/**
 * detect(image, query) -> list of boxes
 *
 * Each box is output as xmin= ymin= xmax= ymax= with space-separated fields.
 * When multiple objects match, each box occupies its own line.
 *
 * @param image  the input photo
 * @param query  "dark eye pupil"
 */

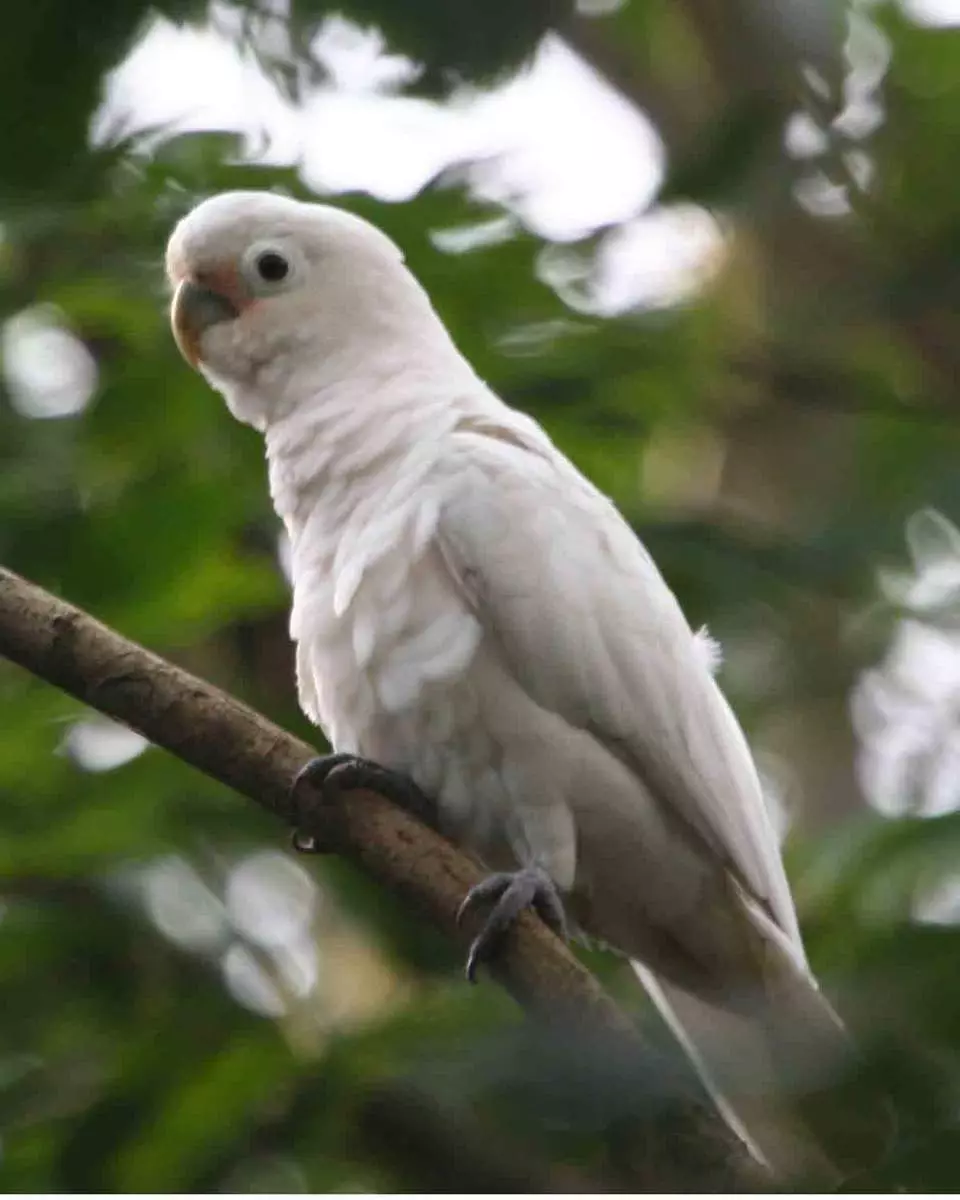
xmin=256 ymin=251 xmax=289 ymax=283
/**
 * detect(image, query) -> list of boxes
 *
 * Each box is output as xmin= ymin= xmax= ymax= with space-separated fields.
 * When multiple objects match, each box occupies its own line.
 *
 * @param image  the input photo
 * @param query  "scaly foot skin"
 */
xmin=290 ymin=753 xmax=436 ymax=853
xmin=457 ymin=865 xmax=568 ymax=982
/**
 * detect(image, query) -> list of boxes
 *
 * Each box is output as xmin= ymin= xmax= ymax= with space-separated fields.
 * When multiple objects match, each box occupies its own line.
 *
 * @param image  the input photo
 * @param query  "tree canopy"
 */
xmin=2 ymin=0 xmax=960 ymax=1189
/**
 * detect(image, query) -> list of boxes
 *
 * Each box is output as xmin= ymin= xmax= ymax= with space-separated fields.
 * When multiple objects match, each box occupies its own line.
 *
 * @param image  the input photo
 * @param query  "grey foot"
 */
xmin=290 ymin=753 xmax=435 ymax=853
xmin=456 ymin=866 xmax=568 ymax=983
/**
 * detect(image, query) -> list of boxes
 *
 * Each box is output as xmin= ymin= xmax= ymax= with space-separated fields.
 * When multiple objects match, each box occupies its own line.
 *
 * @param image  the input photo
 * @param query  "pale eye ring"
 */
xmin=241 ymin=241 xmax=299 ymax=293
xmin=254 ymin=250 xmax=290 ymax=283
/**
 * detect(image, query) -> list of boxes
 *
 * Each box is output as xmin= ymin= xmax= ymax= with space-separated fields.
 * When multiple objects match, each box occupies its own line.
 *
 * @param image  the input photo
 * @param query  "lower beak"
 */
xmin=171 ymin=280 xmax=240 ymax=367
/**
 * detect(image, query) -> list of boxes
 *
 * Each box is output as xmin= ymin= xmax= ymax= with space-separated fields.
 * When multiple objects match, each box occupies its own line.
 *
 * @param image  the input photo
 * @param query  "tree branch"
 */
xmin=0 ymin=564 xmax=765 ymax=1190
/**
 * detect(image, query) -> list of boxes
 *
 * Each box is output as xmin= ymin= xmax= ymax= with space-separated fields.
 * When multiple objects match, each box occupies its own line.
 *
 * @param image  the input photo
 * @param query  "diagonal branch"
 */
xmin=0 ymin=564 xmax=765 ymax=1190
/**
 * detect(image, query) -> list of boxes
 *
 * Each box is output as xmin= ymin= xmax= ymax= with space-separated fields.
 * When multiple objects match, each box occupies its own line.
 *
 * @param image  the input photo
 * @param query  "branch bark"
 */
xmin=0 ymin=564 xmax=765 ymax=1190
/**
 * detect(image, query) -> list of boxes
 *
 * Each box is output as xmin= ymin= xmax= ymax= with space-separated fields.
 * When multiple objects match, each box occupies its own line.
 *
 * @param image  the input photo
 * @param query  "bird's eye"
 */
xmin=255 ymin=251 xmax=290 ymax=283
xmin=241 ymin=240 xmax=301 ymax=294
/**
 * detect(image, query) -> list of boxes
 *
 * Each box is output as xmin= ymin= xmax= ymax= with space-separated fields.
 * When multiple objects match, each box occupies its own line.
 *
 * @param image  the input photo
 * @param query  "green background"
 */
xmin=2 ymin=0 xmax=960 ymax=1188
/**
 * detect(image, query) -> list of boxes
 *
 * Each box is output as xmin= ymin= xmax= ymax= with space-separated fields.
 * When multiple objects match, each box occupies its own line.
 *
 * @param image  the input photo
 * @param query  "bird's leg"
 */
xmin=290 ymin=752 xmax=436 ymax=853
xmin=457 ymin=865 xmax=569 ymax=982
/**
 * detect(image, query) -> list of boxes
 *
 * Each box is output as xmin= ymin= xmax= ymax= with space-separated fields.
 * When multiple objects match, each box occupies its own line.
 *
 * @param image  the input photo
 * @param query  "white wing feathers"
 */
xmin=436 ymin=422 xmax=803 ymax=957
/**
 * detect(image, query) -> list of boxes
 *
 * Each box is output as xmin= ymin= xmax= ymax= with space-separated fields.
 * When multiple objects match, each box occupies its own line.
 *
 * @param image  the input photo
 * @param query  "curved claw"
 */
xmin=457 ymin=866 xmax=568 ymax=983
xmin=289 ymin=753 xmax=364 ymax=854
xmin=290 ymin=753 xmax=436 ymax=853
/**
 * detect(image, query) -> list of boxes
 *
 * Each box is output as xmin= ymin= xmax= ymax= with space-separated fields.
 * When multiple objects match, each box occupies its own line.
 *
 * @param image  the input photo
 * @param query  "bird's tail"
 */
xmin=631 ymin=936 xmax=894 ymax=1182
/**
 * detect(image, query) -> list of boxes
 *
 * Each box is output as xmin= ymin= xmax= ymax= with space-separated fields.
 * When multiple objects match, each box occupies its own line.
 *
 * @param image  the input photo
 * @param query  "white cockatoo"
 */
xmin=166 ymin=190 xmax=871 ymax=1175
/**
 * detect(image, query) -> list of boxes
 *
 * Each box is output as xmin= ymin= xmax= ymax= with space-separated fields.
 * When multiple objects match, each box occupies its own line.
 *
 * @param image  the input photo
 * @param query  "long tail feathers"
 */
xmin=631 ymin=954 xmax=894 ymax=1183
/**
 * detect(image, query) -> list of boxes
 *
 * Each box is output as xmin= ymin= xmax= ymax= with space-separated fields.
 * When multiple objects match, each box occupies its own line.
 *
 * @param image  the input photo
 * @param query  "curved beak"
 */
xmin=170 ymin=280 xmax=241 ymax=368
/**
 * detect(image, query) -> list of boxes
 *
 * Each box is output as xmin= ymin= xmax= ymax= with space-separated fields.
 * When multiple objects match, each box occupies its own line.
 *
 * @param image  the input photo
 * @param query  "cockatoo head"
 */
xmin=166 ymin=190 xmax=442 ymax=426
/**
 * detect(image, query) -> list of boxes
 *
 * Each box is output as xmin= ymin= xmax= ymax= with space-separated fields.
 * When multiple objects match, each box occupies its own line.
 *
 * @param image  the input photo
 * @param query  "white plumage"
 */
xmin=166 ymin=190 xmax=853 ymax=1174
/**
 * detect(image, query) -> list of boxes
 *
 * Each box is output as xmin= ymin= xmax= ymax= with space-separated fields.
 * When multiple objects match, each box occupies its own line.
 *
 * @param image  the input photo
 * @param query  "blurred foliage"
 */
xmin=2 ymin=0 xmax=960 ymax=1190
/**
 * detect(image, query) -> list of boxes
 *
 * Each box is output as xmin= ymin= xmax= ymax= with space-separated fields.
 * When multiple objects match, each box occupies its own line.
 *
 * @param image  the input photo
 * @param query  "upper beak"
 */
xmin=170 ymin=279 xmax=241 ymax=368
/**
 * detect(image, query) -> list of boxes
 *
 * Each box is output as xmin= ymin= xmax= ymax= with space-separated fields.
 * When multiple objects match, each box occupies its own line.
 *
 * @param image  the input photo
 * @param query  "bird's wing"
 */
xmin=436 ymin=418 xmax=802 ymax=953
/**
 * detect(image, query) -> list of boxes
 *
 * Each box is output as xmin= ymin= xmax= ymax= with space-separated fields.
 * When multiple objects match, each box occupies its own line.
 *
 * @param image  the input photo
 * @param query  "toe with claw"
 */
xmin=457 ymin=865 xmax=568 ymax=982
xmin=290 ymin=752 xmax=436 ymax=853
xmin=289 ymin=752 xmax=359 ymax=853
